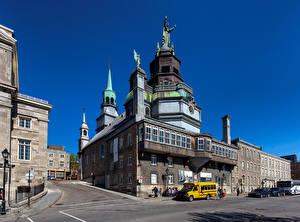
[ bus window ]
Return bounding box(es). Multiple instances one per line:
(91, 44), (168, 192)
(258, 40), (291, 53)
(208, 185), (211, 190)
(201, 186), (204, 191)
(213, 185), (216, 189)
(204, 185), (208, 190)
(193, 186), (198, 191)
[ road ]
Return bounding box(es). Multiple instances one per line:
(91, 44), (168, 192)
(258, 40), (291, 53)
(16, 181), (300, 222)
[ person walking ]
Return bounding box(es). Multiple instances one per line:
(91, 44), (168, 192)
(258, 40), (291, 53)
(153, 186), (158, 198)
(237, 187), (240, 196)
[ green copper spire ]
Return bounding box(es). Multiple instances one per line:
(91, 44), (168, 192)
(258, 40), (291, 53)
(102, 67), (116, 106)
(106, 67), (112, 90)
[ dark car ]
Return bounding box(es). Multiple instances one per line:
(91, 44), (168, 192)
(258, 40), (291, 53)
(268, 187), (285, 197)
(248, 188), (270, 198)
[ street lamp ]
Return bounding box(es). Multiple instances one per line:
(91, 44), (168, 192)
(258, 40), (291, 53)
(1, 148), (9, 215)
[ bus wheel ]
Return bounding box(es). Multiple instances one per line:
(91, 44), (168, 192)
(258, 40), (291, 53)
(189, 196), (194, 202)
(206, 194), (210, 200)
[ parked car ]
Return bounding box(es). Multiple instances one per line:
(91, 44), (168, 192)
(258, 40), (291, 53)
(70, 175), (78, 180)
(47, 175), (55, 180)
(268, 187), (285, 197)
(248, 188), (270, 198)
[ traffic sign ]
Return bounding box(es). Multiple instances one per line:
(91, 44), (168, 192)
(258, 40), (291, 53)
(26, 172), (34, 181)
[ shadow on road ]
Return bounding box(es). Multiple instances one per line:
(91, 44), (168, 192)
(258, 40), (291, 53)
(188, 212), (300, 222)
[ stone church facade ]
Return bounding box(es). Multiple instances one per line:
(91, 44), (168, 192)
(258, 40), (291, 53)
(79, 18), (290, 197)
(0, 24), (52, 204)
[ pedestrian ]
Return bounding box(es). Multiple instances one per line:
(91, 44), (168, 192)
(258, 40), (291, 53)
(159, 188), (162, 197)
(237, 187), (240, 196)
(153, 186), (158, 198)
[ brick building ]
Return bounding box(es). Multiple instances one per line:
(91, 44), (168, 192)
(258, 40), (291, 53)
(281, 155), (300, 180)
(79, 18), (290, 197)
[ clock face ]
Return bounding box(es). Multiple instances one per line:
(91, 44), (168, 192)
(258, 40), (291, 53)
(189, 105), (194, 114)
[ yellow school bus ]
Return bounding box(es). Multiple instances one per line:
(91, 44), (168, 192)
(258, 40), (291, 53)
(176, 182), (217, 201)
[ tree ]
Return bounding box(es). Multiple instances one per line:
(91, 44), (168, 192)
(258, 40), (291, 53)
(70, 154), (79, 173)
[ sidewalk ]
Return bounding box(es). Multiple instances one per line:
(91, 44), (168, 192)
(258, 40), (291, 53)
(0, 182), (62, 221)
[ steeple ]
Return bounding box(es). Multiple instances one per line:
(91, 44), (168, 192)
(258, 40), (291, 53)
(102, 67), (116, 106)
(96, 67), (118, 133)
(106, 68), (112, 90)
(79, 110), (89, 152)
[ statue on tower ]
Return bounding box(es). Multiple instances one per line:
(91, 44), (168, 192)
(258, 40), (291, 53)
(162, 16), (176, 48)
(133, 49), (141, 68)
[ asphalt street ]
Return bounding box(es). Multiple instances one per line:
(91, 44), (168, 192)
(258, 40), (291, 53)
(12, 181), (300, 222)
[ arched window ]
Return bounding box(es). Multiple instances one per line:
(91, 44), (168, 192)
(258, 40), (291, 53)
(145, 107), (150, 117)
(106, 97), (109, 104)
(83, 130), (87, 136)
(111, 98), (114, 105)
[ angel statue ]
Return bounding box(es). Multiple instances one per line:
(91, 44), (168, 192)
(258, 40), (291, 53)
(133, 49), (141, 68)
(162, 16), (176, 48)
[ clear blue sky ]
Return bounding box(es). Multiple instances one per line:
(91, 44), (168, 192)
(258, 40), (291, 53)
(1, 0), (300, 158)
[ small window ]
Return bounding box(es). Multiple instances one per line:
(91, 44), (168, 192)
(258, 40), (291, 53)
(167, 157), (173, 167)
(19, 117), (31, 128)
(159, 129), (164, 143)
(119, 157), (123, 168)
(127, 133), (132, 146)
(186, 137), (191, 149)
(100, 145), (105, 158)
(119, 174), (123, 184)
(182, 136), (186, 148)
(106, 97), (109, 104)
(18, 140), (30, 160)
(145, 107), (150, 117)
(60, 154), (65, 158)
(146, 125), (151, 140)
(168, 174), (174, 184)
(110, 97), (114, 105)
(119, 137), (124, 149)
(204, 185), (208, 190)
(151, 155), (157, 165)
(60, 161), (64, 167)
(152, 128), (158, 142)
(201, 186), (204, 191)
(176, 135), (181, 147)
(83, 130), (87, 136)
(49, 153), (53, 158)
(128, 155), (132, 166)
(206, 139), (211, 151)
(128, 174), (132, 184)
(171, 133), (176, 145)
(165, 131), (170, 144)
(49, 160), (53, 167)
(151, 173), (157, 184)
(198, 138), (204, 150)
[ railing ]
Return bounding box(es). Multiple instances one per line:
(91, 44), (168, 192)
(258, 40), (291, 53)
(176, 83), (193, 94)
(15, 183), (45, 204)
(18, 93), (49, 104)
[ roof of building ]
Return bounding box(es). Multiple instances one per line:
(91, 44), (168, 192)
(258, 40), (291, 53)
(48, 145), (65, 151)
(82, 112), (127, 149)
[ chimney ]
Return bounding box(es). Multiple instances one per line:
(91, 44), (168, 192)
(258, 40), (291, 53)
(222, 115), (231, 144)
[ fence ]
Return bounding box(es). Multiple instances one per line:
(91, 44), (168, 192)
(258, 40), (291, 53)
(15, 183), (45, 204)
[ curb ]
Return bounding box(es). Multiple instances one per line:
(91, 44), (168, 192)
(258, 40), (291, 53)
(78, 182), (143, 201)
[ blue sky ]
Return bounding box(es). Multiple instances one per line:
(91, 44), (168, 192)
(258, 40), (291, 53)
(1, 0), (300, 158)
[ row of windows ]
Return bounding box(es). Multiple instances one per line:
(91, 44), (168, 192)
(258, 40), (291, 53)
(241, 161), (260, 172)
(199, 139), (238, 160)
(112, 173), (132, 185)
(49, 153), (65, 158)
(109, 155), (133, 170)
(49, 160), (65, 167)
(145, 125), (191, 149)
(151, 173), (174, 185)
(150, 155), (173, 167)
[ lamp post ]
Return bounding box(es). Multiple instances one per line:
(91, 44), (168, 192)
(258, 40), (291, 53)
(1, 149), (9, 215)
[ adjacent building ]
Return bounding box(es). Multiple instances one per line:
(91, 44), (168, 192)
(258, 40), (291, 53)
(0, 24), (52, 204)
(47, 145), (70, 180)
(79, 18), (291, 197)
(281, 155), (300, 180)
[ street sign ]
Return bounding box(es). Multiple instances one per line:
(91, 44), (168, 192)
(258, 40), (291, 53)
(26, 172), (34, 181)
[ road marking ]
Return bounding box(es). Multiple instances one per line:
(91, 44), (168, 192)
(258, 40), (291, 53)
(59, 211), (87, 222)
(27, 217), (34, 222)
